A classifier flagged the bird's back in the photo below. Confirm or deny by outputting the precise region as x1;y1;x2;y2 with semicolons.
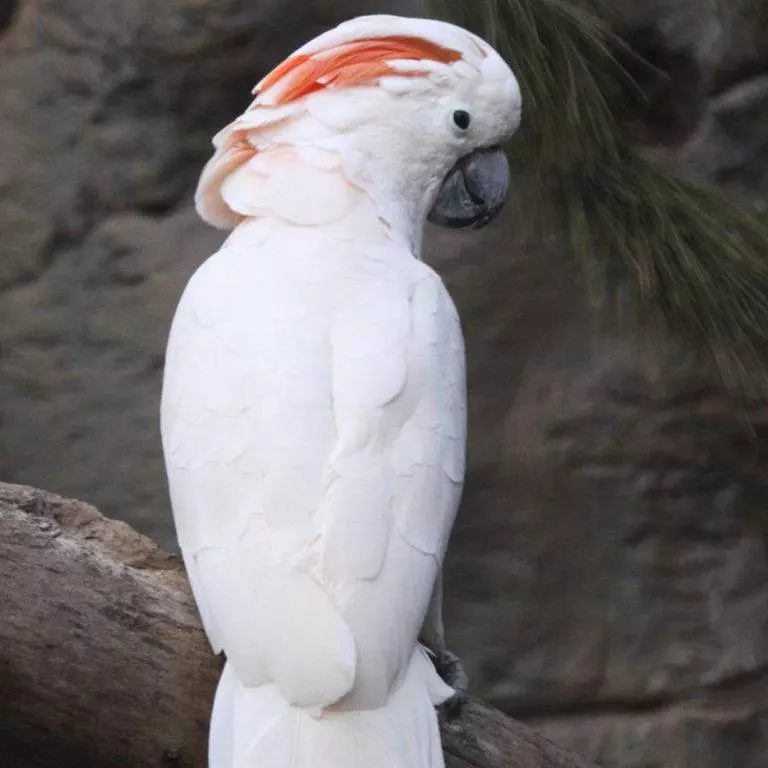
161;221;465;709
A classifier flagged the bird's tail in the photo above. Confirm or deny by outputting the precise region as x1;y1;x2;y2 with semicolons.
209;646;453;768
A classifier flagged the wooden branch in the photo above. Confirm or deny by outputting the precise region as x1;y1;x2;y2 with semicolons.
0;482;598;768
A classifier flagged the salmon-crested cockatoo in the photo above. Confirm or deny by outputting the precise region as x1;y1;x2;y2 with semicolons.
161;14;521;768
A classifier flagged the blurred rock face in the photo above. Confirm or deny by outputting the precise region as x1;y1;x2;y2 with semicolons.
1;2;767;767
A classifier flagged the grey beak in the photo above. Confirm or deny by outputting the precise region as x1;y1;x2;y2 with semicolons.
427;146;510;229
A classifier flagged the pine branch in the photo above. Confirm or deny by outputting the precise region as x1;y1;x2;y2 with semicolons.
430;0;768;391
559;156;768;389
431;0;628;171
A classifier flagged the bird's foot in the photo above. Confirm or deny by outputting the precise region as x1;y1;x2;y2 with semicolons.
431;646;469;722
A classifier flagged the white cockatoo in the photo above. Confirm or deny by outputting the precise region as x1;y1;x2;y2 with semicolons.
161;14;520;768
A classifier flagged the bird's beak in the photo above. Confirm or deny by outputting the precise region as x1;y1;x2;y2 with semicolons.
427;146;510;230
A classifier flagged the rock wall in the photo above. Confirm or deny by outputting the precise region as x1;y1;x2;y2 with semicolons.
1;2;767;767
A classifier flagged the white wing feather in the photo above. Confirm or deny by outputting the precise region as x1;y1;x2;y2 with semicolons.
162;220;465;710
163;240;356;706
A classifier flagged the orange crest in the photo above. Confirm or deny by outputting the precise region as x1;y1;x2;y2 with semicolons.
254;36;463;105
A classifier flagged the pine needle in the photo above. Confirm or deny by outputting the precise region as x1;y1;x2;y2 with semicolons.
431;0;630;171
558;157;768;389
429;0;768;391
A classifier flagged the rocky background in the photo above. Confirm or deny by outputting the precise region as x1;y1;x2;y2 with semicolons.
1;1;767;767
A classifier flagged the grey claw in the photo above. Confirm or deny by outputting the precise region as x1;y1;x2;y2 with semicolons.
432;648;469;722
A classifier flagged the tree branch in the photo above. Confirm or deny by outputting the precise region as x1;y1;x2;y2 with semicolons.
0;482;597;768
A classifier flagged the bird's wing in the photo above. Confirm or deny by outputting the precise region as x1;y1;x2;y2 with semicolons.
161;237;358;708
320;261;466;576
316;259;466;707
391;268;466;559
162;238;465;707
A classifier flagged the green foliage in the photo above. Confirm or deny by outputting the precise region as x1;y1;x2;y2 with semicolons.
430;0;768;389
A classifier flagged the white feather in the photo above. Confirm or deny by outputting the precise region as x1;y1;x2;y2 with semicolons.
213;105;302;148
306;87;388;131
256;111;338;145
294;145;342;171
379;76;433;94
162;211;465;753
450;59;480;80
220;153;357;226
387;59;446;75
211;647;451;768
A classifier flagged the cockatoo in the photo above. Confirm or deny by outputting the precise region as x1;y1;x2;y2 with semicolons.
161;14;520;768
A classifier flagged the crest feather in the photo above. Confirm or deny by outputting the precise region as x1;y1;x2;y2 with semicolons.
254;36;463;106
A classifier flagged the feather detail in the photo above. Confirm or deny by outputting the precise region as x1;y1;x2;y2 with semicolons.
195;134;255;229
254;36;461;106
213;646;449;768
220;151;358;226
293;145;341;171
214;105;300;145
293;14;482;62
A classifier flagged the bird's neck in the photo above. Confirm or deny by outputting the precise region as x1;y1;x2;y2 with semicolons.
221;146;429;257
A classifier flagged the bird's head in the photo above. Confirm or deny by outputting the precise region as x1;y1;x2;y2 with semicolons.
196;15;521;244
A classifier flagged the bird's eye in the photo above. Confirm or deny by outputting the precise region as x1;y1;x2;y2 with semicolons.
452;109;471;131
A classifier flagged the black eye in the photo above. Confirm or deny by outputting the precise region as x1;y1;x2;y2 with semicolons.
452;109;471;130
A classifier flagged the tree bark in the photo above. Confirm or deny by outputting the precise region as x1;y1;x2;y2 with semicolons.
0;482;598;768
